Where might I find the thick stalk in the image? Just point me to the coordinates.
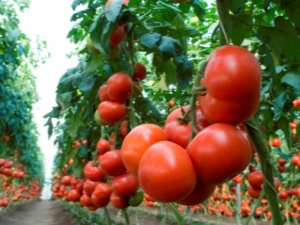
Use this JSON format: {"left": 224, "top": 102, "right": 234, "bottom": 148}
{"left": 245, "top": 118, "right": 284, "bottom": 225}
{"left": 216, "top": 0, "right": 230, "bottom": 46}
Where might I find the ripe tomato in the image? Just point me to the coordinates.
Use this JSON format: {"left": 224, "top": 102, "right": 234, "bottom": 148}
{"left": 83, "top": 161, "right": 105, "bottom": 182}
{"left": 98, "top": 84, "right": 110, "bottom": 102}
{"left": 277, "top": 158, "right": 287, "bottom": 166}
{"left": 138, "top": 141, "right": 196, "bottom": 202}
{"left": 98, "top": 101, "right": 127, "bottom": 124}
{"left": 0, "top": 158, "right": 5, "bottom": 167}
{"left": 109, "top": 24, "right": 126, "bottom": 47}
{"left": 168, "top": 99, "right": 175, "bottom": 108}
{"left": 200, "top": 45, "right": 261, "bottom": 125}
{"left": 67, "top": 189, "right": 81, "bottom": 202}
{"left": 187, "top": 123, "right": 252, "bottom": 185}
{"left": 247, "top": 185, "right": 262, "bottom": 199}
{"left": 272, "top": 138, "right": 281, "bottom": 147}
{"left": 80, "top": 194, "right": 93, "bottom": 207}
{"left": 4, "top": 160, "right": 13, "bottom": 168}
{"left": 110, "top": 192, "right": 129, "bottom": 209}
{"left": 247, "top": 171, "right": 264, "bottom": 188}
{"left": 91, "top": 183, "right": 112, "bottom": 208}
{"left": 100, "top": 150, "right": 127, "bottom": 176}
{"left": 291, "top": 155, "right": 300, "bottom": 165}
{"left": 111, "top": 172, "right": 139, "bottom": 198}
{"left": 164, "top": 121, "right": 192, "bottom": 148}
{"left": 121, "top": 124, "right": 166, "bottom": 176}
{"left": 96, "top": 139, "right": 111, "bottom": 155}
{"left": 107, "top": 72, "right": 133, "bottom": 102}
{"left": 120, "top": 120, "right": 129, "bottom": 138}
{"left": 61, "top": 176, "right": 72, "bottom": 186}
{"left": 132, "top": 62, "right": 147, "bottom": 82}
{"left": 83, "top": 180, "right": 99, "bottom": 196}
{"left": 176, "top": 179, "right": 215, "bottom": 205}
{"left": 279, "top": 191, "right": 289, "bottom": 200}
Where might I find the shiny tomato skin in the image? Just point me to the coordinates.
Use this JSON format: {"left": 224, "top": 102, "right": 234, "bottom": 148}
{"left": 132, "top": 62, "right": 147, "bottom": 82}
{"left": 176, "top": 180, "right": 215, "bottom": 205}
{"left": 61, "top": 176, "right": 72, "bottom": 186}
{"left": 247, "top": 171, "right": 264, "bottom": 188}
{"left": 83, "top": 161, "right": 106, "bottom": 182}
{"left": 96, "top": 139, "right": 111, "bottom": 155}
{"left": 100, "top": 150, "right": 127, "bottom": 176}
{"left": 272, "top": 138, "right": 281, "bottom": 147}
{"left": 199, "top": 94, "right": 260, "bottom": 125}
{"left": 111, "top": 172, "right": 139, "bottom": 198}
{"left": 110, "top": 192, "right": 129, "bottom": 209}
{"left": 91, "top": 183, "right": 112, "bottom": 208}
{"left": 109, "top": 24, "right": 126, "bottom": 47}
{"left": 98, "top": 101, "right": 127, "bottom": 124}
{"left": 83, "top": 180, "right": 99, "bottom": 196}
{"left": 138, "top": 141, "right": 196, "bottom": 202}
{"left": 164, "top": 121, "right": 192, "bottom": 148}
{"left": 247, "top": 185, "right": 262, "bottom": 199}
{"left": 98, "top": 84, "right": 110, "bottom": 102}
{"left": 120, "top": 120, "right": 129, "bottom": 138}
{"left": 80, "top": 194, "right": 93, "bottom": 207}
{"left": 67, "top": 189, "right": 81, "bottom": 202}
{"left": 107, "top": 72, "right": 133, "bottom": 102}
{"left": 121, "top": 124, "right": 166, "bottom": 176}
{"left": 187, "top": 123, "right": 252, "bottom": 185}
{"left": 204, "top": 45, "right": 261, "bottom": 101}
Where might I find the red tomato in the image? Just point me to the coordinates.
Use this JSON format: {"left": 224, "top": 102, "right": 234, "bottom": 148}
{"left": 120, "top": 120, "right": 129, "bottom": 138}
{"left": 67, "top": 189, "right": 81, "bottom": 202}
{"left": 91, "top": 183, "right": 112, "bottom": 208}
{"left": 98, "top": 84, "right": 110, "bottom": 102}
{"left": 200, "top": 45, "right": 261, "bottom": 125}
{"left": 98, "top": 101, "right": 127, "bottom": 124}
{"left": 176, "top": 179, "right": 215, "bottom": 205}
{"left": 111, "top": 172, "right": 139, "bottom": 198}
{"left": 80, "top": 194, "right": 93, "bottom": 207}
{"left": 132, "top": 62, "right": 147, "bottom": 82}
{"left": 291, "top": 155, "right": 300, "bottom": 165}
{"left": 187, "top": 123, "right": 252, "bottom": 185}
{"left": 61, "top": 176, "right": 72, "bottom": 186}
{"left": 83, "top": 161, "right": 105, "bottom": 182}
{"left": 109, "top": 24, "right": 126, "bottom": 47}
{"left": 164, "top": 121, "right": 193, "bottom": 148}
{"left": 247, "top": 171, "right": 264, "bottom": 188}
{"left": 272, "top": 138, "right": 281, "bottom": 147}
{"left": 100, "top": 150, "right": 127, "bottom": 176}
{"left": 4, "top": 160, "right": 13, "bottom": 168}
{"left": 83, "top": 180, "right": 99, "bottom": 196}
{"left": 138, "top": 141, "right": 196, "bottom": 202}
{"left": 121, "top": 124, "right": 166, "bottom": 176}
{"left": 107, "top": 72, "right": 133, "bottom": 102}
{"left": 110, "top": 192, "right": 129, "bottom": 209}
{"left": 247, "top": 186, "right": 262, "bottom": 199}
{"left": 168, "top": 99, "right": 175, "bottom": 108}
{"left": 279, "top": 191, "right": 289, "bottom": 200}
{"left": 96, "top": 139, "right": 111, "bottom": 155}
{"left": 0, "top": 158, "right": 5, "bottom": 167}
{"left": 277, "top": 158, "right": 287, "bottom": 166}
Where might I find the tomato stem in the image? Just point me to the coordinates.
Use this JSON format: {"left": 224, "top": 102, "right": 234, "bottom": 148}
{"left": 122, "top": 209, "right": 131, "bottom": 225}
{"left": 245, "top": 118, "right": 284, "bottom": 225}
{"left": 216, "top": 0, "right": 230, "bottom": 46}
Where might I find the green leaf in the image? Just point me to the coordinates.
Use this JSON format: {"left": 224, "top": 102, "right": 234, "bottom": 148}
{"left": 273, "top": 91, "right": 287, "bottom": 120}
{"left": 257, "top": 16, "right": 300, "bottom": 61}
{"left": 65, "top": 107, "right": 84, "bottom": 139}
{"left": 283, "top": 0, "right": 300, "bottom": 27}
{"left": 276, "top": 116, "right": 292, "bottom": 149}
{"left": 183, "top": 26, "right": 200, "bottom": 38}
{"left": 44, "top": 117, "right": 53, "bottom": 139}
{"left": 158, "top": 36, "right": 181, "bottom": 61}
{"left": 169, "top": 203, "right": 184, "bottom": 225}
{"left": 281, "top": 71, "right": 300, "bottom": 91}
{"left": 229, "top": 0, "right": 245, "bottom": 15}
{"left": 174, "top": 55, "right": 193, "bottom": 89}
{"left": 77, "top": 144, "right": 89, "bottom": 158}
{"left": 139, "top": 33, "right": 161, "bottom": 50}
{"left": 230, "top": 14, "right": 250, "bottom": 45}
{"left": 85, "top": 55, "right": 104, "bottom": 75}
{"left": 164, "top": 60, "right": 177, "bottom": 85}
{"left": 105, "top": 0, "right": 124, "bottom": 23}
{"left": 192, "top": 0, "right": 205, "bottom": 21}
{"left": 71, "top": 0, "right": 82, "bottom": 10}
{"left": 79, "top": 75, "right": 97, "bottom": 99}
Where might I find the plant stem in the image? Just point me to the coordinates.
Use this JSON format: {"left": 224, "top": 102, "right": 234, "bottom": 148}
{"left": 245, "top": 118, "right": 284, "bottom": 225}
{"left": 216, "top": 0, "right": 230, "bottom": 46}
{"left": 122, "top": 209, "right": 130, "bottom": 225}
{"left": 104, "top": 207, "right": 112, "bottom": 225}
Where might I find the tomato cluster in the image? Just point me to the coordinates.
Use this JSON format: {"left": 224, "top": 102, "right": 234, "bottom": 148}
{"left": 0, "top": 158, "right": 42, "bottom": 208}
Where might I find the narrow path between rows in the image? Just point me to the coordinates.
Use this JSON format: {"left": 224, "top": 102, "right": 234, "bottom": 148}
{"left": 0, "top": 200, "right": 76, "bottom": 225}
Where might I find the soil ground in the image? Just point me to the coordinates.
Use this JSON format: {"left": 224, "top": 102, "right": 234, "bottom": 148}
{"left": 0, "top": 200, "right": 296, "bottom": 225}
